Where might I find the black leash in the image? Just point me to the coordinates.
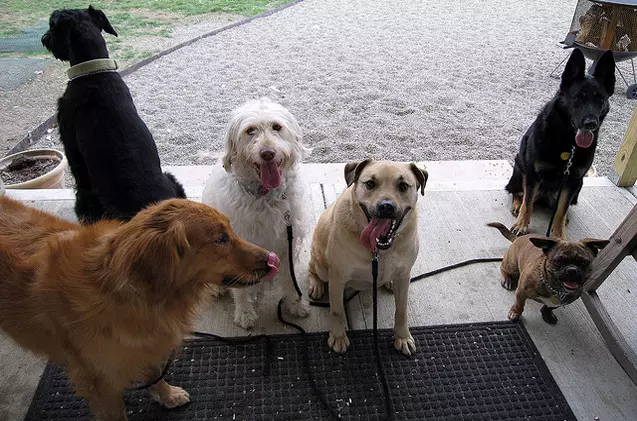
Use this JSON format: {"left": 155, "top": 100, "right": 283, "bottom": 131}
{"left": 309, "top": 256, "right": 504, "bottom": 309}
{"left": 546, "top": 145, "right": 575, "bottom": 238}
{"left": 371, "top": 251, "right": 394, "bottom": 419}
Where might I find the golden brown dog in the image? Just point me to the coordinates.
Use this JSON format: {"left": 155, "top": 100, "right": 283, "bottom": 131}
{"left": 308, "top": 160, "right": 427, "bottom": 355}
{"left": 0, "top": 197, "right": 279, "bottom": 421}
{"left": 488, "top": 222, "right": 607, "bottom": 324}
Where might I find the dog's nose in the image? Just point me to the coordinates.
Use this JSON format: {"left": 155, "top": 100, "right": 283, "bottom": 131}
{"left": 260, "top": 148, "right": 276, "bottom": 162}
{"left": 564, "top": 265, "right": 581, "bottom": 279}
{"left": 376, "top": 200, "right": 396, "bottom": 218}
{"left": 582, "top": 116, "right": 599, "bottom": 131}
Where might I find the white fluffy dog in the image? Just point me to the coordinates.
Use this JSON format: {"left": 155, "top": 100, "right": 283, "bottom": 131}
{"left": 202, "top": 98, "right": 311, "bottom": 329}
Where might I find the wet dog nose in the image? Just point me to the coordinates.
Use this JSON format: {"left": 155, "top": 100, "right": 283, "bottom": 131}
{"left": 260, "top": 148, "right": 276, "bottom": 162}
{"left": 564, "top": 265, "right": 582, "bottom": 279}
{"left": 582, "top": 116, "right": 599, "bottom": 131}
{"left": 376, "top": 200, "right": 396, "bottom": 218}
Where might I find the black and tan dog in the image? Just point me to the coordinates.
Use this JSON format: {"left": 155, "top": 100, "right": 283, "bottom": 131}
{"left": 505, "top": 48, "right": 615, "bottom": 238}
{"left": 488, "top": 222, "right": 608, "bottom": 324}
{"left": 42, "top": 6, "right": 186, "bottom": 223}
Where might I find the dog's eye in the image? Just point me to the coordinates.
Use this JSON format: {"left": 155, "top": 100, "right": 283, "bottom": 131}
{"left": 246, "top": 127, "right": 256, "bottom": 136}
{"left": 398, "top": 182, "right": 410, "bottom": 192}
{"left": 364, "top": 180, "right": 376, "bottom": 190}
{"left": 272, "top": 123, "right": 282, "bottom": 131}
{"left": 215, "top": 233, "right": 230, "bottom": 244}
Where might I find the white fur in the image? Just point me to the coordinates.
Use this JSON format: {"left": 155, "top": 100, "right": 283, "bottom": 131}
{"left": 202, "top": 98, "right": 312, "bottom": 329}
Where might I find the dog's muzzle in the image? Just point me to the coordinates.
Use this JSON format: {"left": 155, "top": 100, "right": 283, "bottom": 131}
{"left": 557, "top": 265, "right": 584, "bottom": 290}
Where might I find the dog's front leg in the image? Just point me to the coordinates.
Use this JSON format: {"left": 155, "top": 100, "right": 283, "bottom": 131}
{"left": 327, "top": 271, "right": 349, "bottom": 353}
{"left": 511, "top": 175, "right": 540, "bottom": 235}
{"left": 73, "top": 376, "right": 127, "bottom": 421}
{"left": 508, "top": 283, "right": 529, "bottom": 321}
{"left": 550, "top": 186, "right": 573, "bottom": 238}
{"left": 232, "top": 288, "right": 258, "bottom": 329}
{"left": 279, "top": 248, "right": 310, "bottom": 318}
{"left": 391, "top": 273, "right": 416, "bottom": 356}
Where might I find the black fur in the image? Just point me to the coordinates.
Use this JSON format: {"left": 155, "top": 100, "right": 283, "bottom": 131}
{"left": 42, "top": 6, "right": 186, "bottom": 223}
{"left": 505, "top": 48, "right": 615, "bottom": 209}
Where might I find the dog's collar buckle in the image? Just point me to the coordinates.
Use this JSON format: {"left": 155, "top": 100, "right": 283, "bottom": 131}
{"left": 67, "top": 58, "right": 118, "bottom": 81}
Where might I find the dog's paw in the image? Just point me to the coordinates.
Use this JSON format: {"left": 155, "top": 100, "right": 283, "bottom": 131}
{"left": 152, "top": 385, "right": 190, "bottom": 409}
{"left": 285, "top": 297, "right": 310, "bottom": 318}
{"left": 328, "top": 331, "right": 350, "bottom": 354}
{"left": 234, "top": 308, "right": 258, "bottom": 329}
{"left": 394, "top": 334, "right": 416, "bottom": 356}
{"left": 510, "top": 221, "right": 528, "bottom": 236}
{"left": 308, "top": 281, "right": 325, "bottom": 300}
{"left": 507, "top": 309, "right": 521, "bottom": 322}
{"left": 541, "top": 306, "right": 558, "bottom": 325}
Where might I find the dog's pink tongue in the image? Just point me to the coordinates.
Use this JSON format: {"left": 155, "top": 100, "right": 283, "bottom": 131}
{"left": 575, "top": 129, "right": 594, "bottom": 148}
{"left": 563, "top": 281, "right": 579, "bottom": 290}
{"left": 262, "top": 252, "right": 280, "bottom": 282}
{"left": 259, "top": 162, "right": 281, "bottom": 189}
{"left": 360, "top": 218, "right": 392, "bottom": 250}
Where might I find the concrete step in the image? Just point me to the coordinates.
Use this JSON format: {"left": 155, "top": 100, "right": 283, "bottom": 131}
{"left": 4, "top": 160, "right": 619, "bottom": 202}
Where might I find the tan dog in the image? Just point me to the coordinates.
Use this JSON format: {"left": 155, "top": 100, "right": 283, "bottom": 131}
{"left": 0, "top": 197, "right": 279, "bottom": 421}
{"left": 308, "top": 160, "right": 427, "bottom": 355}
{"left": 488, "top": 222, "right": 607, "bottom": 324}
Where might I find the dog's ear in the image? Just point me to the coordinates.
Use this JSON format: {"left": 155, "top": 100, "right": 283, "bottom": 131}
{"left": 222, "top": 110, "right": 244, "bottom": 172}
{"left": 529, "top": 237, "right": 558, "bottom": 254}
{"left": 145, "top": 201, "right": 191, "bottom": 259}
{"left": 561, "top": 48, "right": 586, "bottom": 92}
{"left": 344, "top": 159, "right": 372, "bottom": 187}
{"left": 409, "top": 163, "right": 428, "bottom": 196}
{"left": 88, "top": 5, "right": 118, "bottom": 37}
{"left": 591, "top": 50, "right": 616, "bottom": 96}
{"left": 581, "top": 238, "right": 610, "bottom": 256}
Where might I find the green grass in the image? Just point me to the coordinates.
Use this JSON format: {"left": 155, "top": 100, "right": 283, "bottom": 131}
{"left": 0, "top": 0, "right": 292, "bottom": 35}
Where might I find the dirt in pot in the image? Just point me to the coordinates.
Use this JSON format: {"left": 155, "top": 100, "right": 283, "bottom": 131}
{"left": 0, "top": 156, "right": 60, "bottom": 185}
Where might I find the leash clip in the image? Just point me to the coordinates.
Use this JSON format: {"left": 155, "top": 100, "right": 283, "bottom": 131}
{"left": 284, "top": 210, "right": 292, "bottom": 227}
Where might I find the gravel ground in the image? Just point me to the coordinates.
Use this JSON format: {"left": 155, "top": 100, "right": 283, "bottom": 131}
{"left": 16, "top": 0, "right": 637, "bottom": 175}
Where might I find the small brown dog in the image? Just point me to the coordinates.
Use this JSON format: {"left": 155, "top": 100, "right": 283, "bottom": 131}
{"left": 488, "top": 222, "right": 607, "bottom": 324}
{"left": 308, "top": 160, "right": 427, "bottom": 355}
{"left": 0, "top": 197, "right": 279, "bottom": 421}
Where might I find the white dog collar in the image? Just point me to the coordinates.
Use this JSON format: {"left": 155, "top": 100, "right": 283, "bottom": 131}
{"left": 67, "top": 58, "right": 118, "bottom": 81}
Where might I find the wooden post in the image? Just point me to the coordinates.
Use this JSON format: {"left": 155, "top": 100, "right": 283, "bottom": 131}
{"left": 609, "top": 106, "right": 637, "bottom": 187}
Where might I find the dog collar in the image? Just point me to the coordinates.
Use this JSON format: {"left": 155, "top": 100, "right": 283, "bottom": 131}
{"left": 67, "top": 58, "right": 118, "bottom": 81}
{"left": 540, "top": 264, "right": 580, "bottom": 306}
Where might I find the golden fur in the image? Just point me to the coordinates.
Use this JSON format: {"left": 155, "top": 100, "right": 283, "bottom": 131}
{"left": 0, "top": 197, "right": 274, "bottom": 421}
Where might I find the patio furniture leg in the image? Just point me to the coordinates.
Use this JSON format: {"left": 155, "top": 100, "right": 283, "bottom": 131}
{"left": 582, "top": 204, "right": 637, "bottom": 385}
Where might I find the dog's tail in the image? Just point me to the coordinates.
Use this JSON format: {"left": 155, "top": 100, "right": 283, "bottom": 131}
{"left": 487, "top": 222, "right": 517, "bottom": 242}
{"left": 164, "top": 172, "right": 187, "bottom": 199}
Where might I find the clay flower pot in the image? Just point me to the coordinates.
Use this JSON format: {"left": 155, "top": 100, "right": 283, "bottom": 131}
{"left": 0, "top": 149, "right": 68, "bottom": 189}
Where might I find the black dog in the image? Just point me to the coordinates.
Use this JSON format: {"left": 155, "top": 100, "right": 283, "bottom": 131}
{"left": 505, "top": 48, "right": 615, "bottom": 238}
{"left": 42, "top": 6, "right": 186, "bottom": 223}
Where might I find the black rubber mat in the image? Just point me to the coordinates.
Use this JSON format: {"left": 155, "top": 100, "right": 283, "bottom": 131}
{"left": 24, "top": 321, "right": 576, "bottom": 421}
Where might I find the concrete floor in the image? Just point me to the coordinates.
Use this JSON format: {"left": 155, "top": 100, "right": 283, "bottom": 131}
{"left": 2, "top": 161, "right": 637, "bottom": 421}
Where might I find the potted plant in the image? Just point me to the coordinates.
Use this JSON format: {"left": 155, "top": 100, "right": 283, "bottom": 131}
{"left": 0, "top": 149, "right": 68, "bottom": 189}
